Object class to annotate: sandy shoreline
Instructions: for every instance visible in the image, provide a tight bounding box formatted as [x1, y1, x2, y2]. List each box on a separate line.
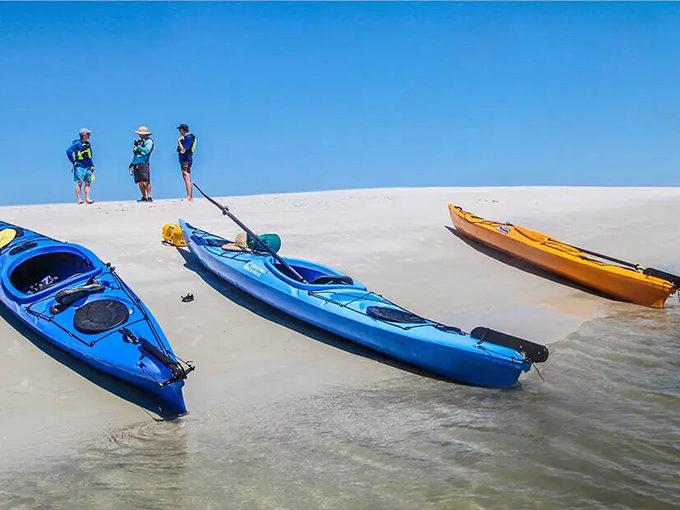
[1, 186, 678, 470]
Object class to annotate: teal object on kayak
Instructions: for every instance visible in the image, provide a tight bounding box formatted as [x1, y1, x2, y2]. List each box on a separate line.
[180, 219, 548, 388]
[0, 220, 193, 416]
[247, 232, 281, 254]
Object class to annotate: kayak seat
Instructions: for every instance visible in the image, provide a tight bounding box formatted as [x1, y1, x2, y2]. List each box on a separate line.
[271, 261, 353, 286]
[310, 275, 354, 286]
[10, 252, 92, 295]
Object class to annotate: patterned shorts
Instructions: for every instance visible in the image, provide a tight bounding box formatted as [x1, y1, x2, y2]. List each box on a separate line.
[132, 162, 150, 184]
[73, 166, 93, 183]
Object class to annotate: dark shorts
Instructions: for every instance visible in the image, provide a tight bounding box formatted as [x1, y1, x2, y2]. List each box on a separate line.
[132, 162, 150, 184]
[180, 159, 192, 173]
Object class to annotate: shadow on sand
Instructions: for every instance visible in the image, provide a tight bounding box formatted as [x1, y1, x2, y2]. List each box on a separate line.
[0, 305, 183, 420]
[176, 247, 462, 384]
[445, 225, 620, 302]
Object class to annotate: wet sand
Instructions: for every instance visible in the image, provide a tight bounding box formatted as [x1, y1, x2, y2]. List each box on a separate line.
[0, 187, 679, 508]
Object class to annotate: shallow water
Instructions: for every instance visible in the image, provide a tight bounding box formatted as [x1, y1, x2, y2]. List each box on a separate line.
[1, 306, 679, 509]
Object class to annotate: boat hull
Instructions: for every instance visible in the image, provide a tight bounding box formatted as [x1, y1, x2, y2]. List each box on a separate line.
[0, 220, 188, 415]
[448, 205, 675, 308]
[180, 219, 532, 388]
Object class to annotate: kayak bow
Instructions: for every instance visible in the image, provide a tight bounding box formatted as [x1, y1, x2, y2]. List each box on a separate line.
[0, 220, 193, 415]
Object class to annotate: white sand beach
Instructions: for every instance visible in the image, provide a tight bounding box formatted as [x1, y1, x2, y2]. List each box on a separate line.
[1, 186, 679, 472]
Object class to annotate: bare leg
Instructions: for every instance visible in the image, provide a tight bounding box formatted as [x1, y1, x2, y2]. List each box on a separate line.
[138, 182, 146, 198]
[146, 182, 152, 198]
[75, 182, 83, 203]
[85, 182, 94, 203]
[183, 171, 193, 201]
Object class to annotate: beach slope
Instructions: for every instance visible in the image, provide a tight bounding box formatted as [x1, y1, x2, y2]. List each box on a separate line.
[0, 186, 678, 468]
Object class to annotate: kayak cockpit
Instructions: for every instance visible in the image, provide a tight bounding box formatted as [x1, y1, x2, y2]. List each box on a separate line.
[11, 252, 92, 294]
[271, 261, 349, 284]
[3, 245, 103, 303]
[265, 258, 366, 290]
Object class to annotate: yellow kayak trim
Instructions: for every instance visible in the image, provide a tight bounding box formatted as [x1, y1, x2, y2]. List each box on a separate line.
[448, 204, 676, 308]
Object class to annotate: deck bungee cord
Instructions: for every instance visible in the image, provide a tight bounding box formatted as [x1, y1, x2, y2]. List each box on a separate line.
[455, 205, 680, 288]
[198, 227, 545, 365]
[450, 205, 678, 307]
[463, 211, 634, 268]
[513, 225, 679, 282]
[0, 220, 193, 414]
[307, 289, 547, 363]
[459, 210, 630, 271]
[23, 263, 194, 385]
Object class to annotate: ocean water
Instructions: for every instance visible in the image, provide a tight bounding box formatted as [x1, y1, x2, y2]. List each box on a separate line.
[1, 306, 679, 509]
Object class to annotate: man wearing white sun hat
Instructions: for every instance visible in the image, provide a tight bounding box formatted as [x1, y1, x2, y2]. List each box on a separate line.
[129, 125, 154, 203]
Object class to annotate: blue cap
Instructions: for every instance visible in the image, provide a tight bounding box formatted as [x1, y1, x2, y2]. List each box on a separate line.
[79, 128, 92, 136]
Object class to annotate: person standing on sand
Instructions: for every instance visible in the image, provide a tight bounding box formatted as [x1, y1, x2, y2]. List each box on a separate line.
[177, 123, 196, 201]
[129, 126, 155, 203]
[65, 128, 95, 204]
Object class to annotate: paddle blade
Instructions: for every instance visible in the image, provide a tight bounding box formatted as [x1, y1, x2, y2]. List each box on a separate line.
[643, 268, 680, 288]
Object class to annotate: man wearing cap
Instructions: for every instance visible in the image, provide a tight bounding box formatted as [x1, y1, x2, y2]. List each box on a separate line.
[177, 123, 196, 201]
[65, 128, 95, 204]
[129, 126, 154, 203]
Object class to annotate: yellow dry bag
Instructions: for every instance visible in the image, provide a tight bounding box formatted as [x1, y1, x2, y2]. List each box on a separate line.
[162, 224, 187, 247]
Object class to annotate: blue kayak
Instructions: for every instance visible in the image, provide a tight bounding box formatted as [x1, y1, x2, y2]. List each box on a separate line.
[0, 221, 192, 415]
[180, 219, 548, 388]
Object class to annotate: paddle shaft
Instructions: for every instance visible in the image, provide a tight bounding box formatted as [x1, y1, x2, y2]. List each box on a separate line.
[566, 244, 639, 269]
[193, 184, 308, 284]
[553, 240, 680, 288]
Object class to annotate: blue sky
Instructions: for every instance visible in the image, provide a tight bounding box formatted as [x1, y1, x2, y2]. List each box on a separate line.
[2, 2, 680, 205]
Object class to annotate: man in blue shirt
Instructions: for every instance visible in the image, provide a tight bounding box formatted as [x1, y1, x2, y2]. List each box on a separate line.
[177, 123, 196, 201]
[129, 126, 155, 202]
[65, 128, 95, 204]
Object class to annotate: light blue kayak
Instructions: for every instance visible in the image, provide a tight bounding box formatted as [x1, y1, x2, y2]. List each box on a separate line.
[180, 219, 547, 388]
[0, 220, 193, 415]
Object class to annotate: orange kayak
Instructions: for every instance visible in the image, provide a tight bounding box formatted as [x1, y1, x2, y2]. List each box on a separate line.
[448, 205, 676, 308]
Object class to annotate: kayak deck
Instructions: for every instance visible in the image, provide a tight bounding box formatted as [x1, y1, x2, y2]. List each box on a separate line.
[0, 220, 193, 415]
[448, 205, 676, 308]
[181, 219, 546, 388]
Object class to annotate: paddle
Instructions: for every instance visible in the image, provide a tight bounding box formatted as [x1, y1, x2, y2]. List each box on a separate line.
[553, 240, 680, 288]
[192, 183, 308, 284]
